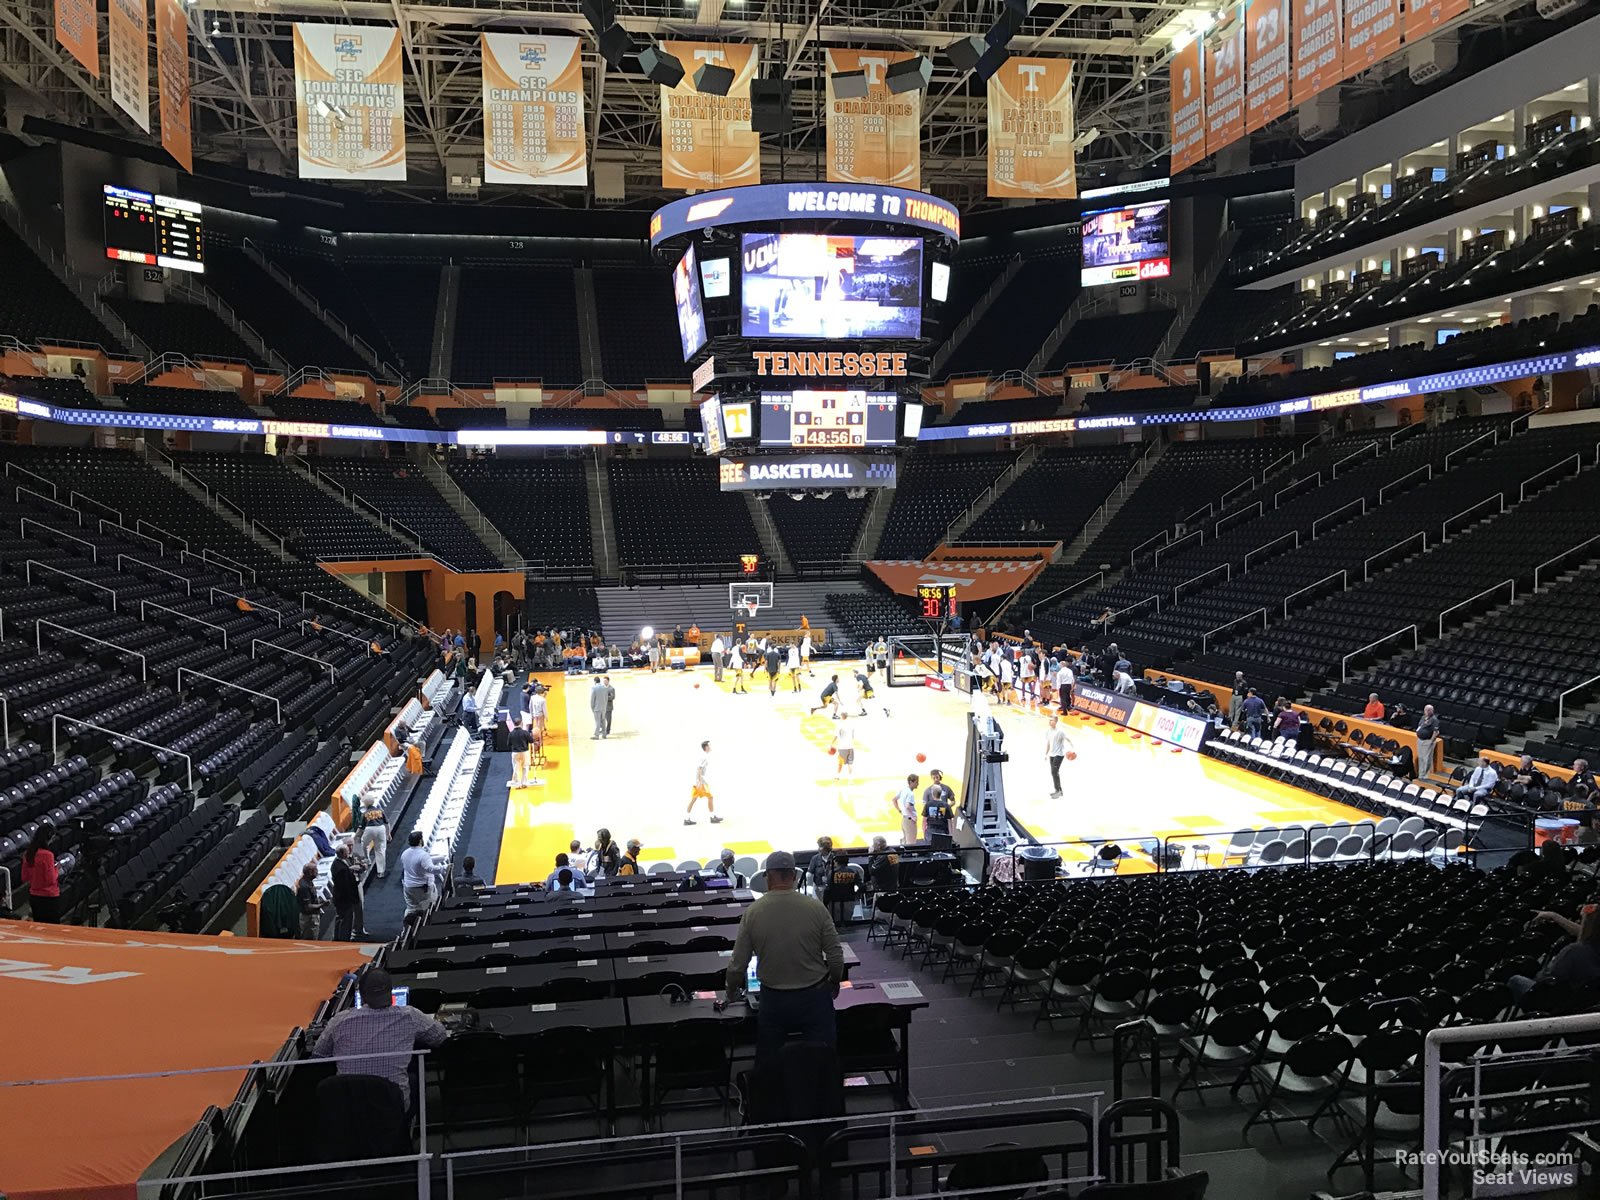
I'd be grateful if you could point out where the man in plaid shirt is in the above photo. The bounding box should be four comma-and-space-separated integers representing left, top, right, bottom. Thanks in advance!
314, 969, 448, 1107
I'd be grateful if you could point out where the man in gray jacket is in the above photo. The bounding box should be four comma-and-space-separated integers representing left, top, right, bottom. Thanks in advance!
590, 675, 616, 739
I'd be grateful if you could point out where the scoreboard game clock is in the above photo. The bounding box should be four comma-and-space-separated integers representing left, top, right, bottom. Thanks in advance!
918, 584, 958, 621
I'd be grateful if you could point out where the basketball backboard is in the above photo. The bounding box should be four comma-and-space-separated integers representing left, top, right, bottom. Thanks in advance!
728, 581, 774, 615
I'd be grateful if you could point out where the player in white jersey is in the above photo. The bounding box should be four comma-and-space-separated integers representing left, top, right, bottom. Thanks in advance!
800, 633, 814, 675
729, 644, 748, 694
1018, 654, 1037, 709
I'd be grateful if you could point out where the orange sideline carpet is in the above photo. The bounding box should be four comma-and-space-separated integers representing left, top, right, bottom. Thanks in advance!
0, 923, 367, 1200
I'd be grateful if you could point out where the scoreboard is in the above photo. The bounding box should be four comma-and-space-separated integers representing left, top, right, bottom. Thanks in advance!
918, 584, 958, 620
759, 390, 898, 448
103, 185, 205, 274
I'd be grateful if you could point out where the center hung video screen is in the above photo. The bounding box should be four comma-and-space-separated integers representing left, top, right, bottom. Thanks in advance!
741, 234, 922, 340
673, 243, 708, 361
1080, 200, 1171, 287
760, 391, 899, 449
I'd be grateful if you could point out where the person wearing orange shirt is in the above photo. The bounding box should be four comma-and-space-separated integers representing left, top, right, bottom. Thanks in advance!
1363, 693, 1385, 721
687, 623, 701, 645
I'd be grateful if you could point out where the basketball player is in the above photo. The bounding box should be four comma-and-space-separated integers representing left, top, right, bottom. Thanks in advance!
1046, 712, 1076, 799
800, 632, 814, 675
997, 651, 1016, 706
1018, 652, 1038, 710
685, 739, 721, 825
811, 674, 841, 717
729, 642, 748, 694
832, 715, 857, 783
787, 641, 803, 692
763, 641, 783, 696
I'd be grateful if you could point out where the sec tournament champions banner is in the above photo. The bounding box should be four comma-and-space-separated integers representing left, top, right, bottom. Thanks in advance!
155, 0, 194, 172
1168, 39, 1207, 176
107, 0, 150, 132
1245, 0, 1291, 133
1406, 0, 1469, 39
987, 58, 1077, 200
293, 24, 407, 180
1344, 0, 1400, 75
1204, 14, 1246, 156
826, 49, 921, 189
481, 33, 586, 187
660, 43, 759, 190
54, 0, 98, 77
1292, 0, 1344, 104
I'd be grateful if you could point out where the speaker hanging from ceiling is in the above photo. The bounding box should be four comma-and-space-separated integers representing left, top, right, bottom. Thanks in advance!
831, 68, 869, 99
597, 24, 637, 71
885, 55, 932, 94
751, 78, 794, 133
639, 44, 685, 88
694, 63, 735, 96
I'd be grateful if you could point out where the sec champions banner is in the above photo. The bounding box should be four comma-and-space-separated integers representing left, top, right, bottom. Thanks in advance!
1168, 39, 1207, 175
54, 0, 98, 77
826, 49, 921, 189
1292, 0, 1344, 104
108, 0, 149, 132
481, 33, 586, 187
660, 42, 759, 190
155, 0, 194, 172
987, 58, 1077, 200
294, 24, 407, 180
1205, 12, 1246, 156
1245, 0, 1291, 133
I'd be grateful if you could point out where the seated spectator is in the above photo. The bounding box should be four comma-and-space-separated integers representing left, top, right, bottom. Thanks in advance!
565, 838, 589, 880
866, 835, 899, 891
1512, 754, 1549, 789
712, 848, 747, 887
617, 838, 643, 876
314, 968, 448, 1109
546, 868, 581, 898
456, 856, 485, 888
1577, 811, 1600, 848
1457, 755, 1501, 802
545, 853, 573, 890
1572, 758, 1597, 794
808, 836, 835, 893
1362, 693, 1385, 720
1510, 907, 1600, 1002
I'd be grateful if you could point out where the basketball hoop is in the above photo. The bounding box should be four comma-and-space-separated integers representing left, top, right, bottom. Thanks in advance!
744, 601, 759, 621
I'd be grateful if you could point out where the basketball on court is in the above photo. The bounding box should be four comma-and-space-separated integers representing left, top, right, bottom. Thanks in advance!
1067, 751, 1078, 760
828, 746, 837, 755
916, 752, 926, 762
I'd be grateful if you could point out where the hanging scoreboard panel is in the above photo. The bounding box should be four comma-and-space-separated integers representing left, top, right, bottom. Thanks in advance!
918, 584, 958, 620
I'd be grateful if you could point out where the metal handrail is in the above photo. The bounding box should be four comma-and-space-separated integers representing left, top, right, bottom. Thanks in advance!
1129, 530, 1169, 562
300, 619, 376, 655
1259, 450, 1295, 481
1388, 423, 1422, 450
178, 666, 282, 725
250, 638, 336, 685
181, 550, 243, 585
211, 588, 284, 626
1440, 493, 1504, 540
1099, 594, 1160, 634
136, 518, 190, 551
1243, 530, 1299, 571
1377, 463, 1433, 502
1282, 570, 1347, 617
69, 490, 121, 523
52, 716, 188, 792
1180, 500, 1214, 526
1173, 562, 1230, 604
35, 619, 147, 682
16, 485, 83, 525
1029, 572, 1105, 618
302, 591, 399, 639
1219, 476, 1255, 507
1534, 534, 1600, 589
1436, 579, 1515, 638
1559, 674, 1600, 727
142, 599, 229, 648
19, 518, 96, 561
1330, 441, 1378, 477
117, 553, 191, 595
1363, 531, 1427, 581
5, 460, 58, 498
101, 520, 164, 555
1341, 625, 1418, 682
1273, 472, 1321, 509
1152, 529, 1202, 566
1311, 498, 1366, 536
1519, 453, 1581, 502
1201, 608, 1267, 654
1442, 428, 1496, 469
1214, 501, 1262, 535
25, 560, 116, 609
201, 547, 256, 583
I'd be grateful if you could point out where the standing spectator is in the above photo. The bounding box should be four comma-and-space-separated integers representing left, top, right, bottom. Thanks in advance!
359, 800, 389, 878
597, 676, 616, 738
1363, 693, 1386, 721
1046, 714, 1074, 798
330, 845, 360, 942
923, 769, 955, 840
673, 624, 686, 647
21, 822, 60, 924
1415, 705, 1440, 778
1229, 672, 1248, 728
508, 719, 532, 788
591, 828, 622, 877
1241, 689, 1268, 738
399, 831, 437, 918
618, 838, 644, 876
711, 634, 726, 682
807, 837, 836, 893
897, 774, 921, 845
297, 862, 323, 940
1273, 702, 1301, 739
589, 675, 608, 740
466, 627, 481, 665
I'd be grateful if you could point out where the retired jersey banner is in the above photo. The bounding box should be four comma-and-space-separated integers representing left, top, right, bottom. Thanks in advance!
481, 33, 586, 187
1406, 0, 1469, 40
108, 0, 150, 132
1245, 0, 1291, 133
1292, 0, 1344, 104
1205, 13, 1246, 155
1169, 39, 1207, 175
826, 49, 922, 189
987, 58, 1078, 200
294, 24, 407, 180
155, 0, 194, 172
1344, 0, 1399, 76
660, 42, 759, 190
54, 0, 98, 78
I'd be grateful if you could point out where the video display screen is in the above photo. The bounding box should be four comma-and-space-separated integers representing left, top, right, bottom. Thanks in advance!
700, 256, 731, 298
930, 261, 950, 303
759, 390, 899, 448
701, 395, 726, 456
103, 184, 205, 273
741, 233, 922, 340
1080, 200, 1170, 287
673, 244, 708, 360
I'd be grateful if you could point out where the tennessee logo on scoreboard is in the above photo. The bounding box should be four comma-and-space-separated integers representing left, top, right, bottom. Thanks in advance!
722, 402, 754, 439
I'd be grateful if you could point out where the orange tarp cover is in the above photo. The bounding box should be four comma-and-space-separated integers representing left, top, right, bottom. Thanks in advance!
0, 922, 367, 1200
865, 557, 1047, 602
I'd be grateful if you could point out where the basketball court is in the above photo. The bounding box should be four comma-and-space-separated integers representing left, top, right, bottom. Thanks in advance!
491, 628, 1371, 884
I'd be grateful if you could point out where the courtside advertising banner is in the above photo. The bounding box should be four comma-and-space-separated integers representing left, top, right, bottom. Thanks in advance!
1405, 0, 1469, 40
1244, 0, 1291, 133
481, 33, 587, 187
1292, 0, 1344, 104
54, 0, 98, 77
107, 0, 150, 132
987, 58, 1078, 200
660, 42, 760, 190
1071, 683, 1211, 751
1205, 12, 1246, 156
1343, 0, 1400, 76
1168, 39, 1207, 175
155, 0, 194, 172
293, 24, 407, 180
826, 49, 922, 189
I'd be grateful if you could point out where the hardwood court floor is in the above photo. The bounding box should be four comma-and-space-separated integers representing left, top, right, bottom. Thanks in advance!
492, 664, 1370, 885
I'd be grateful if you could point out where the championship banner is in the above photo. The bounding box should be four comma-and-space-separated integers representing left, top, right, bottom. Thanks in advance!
987, 58, 1078, 200
1168, 39, 1207, 175
107, 0, 150, 132
826, 49, 921, 189
1405, 0, 1469, 40
1204, 12, 1246, 156
54, 0, 98, 78
1292, 0, 1344, 104
1344, 0, 1400, 76
1244, 0, 1291, 133
481, 33, 586, 187
660, 42, 759, 190
155, 0, 194, 172
293, 24, 407, 181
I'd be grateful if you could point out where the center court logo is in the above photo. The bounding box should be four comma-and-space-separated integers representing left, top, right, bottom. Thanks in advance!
334, 34, 363, 62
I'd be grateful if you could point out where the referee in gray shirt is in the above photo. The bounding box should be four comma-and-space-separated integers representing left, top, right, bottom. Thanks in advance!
726, 850, 845, 1067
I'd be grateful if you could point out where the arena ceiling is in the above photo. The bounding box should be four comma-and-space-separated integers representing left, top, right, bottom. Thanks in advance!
0, 0, 1545, 210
